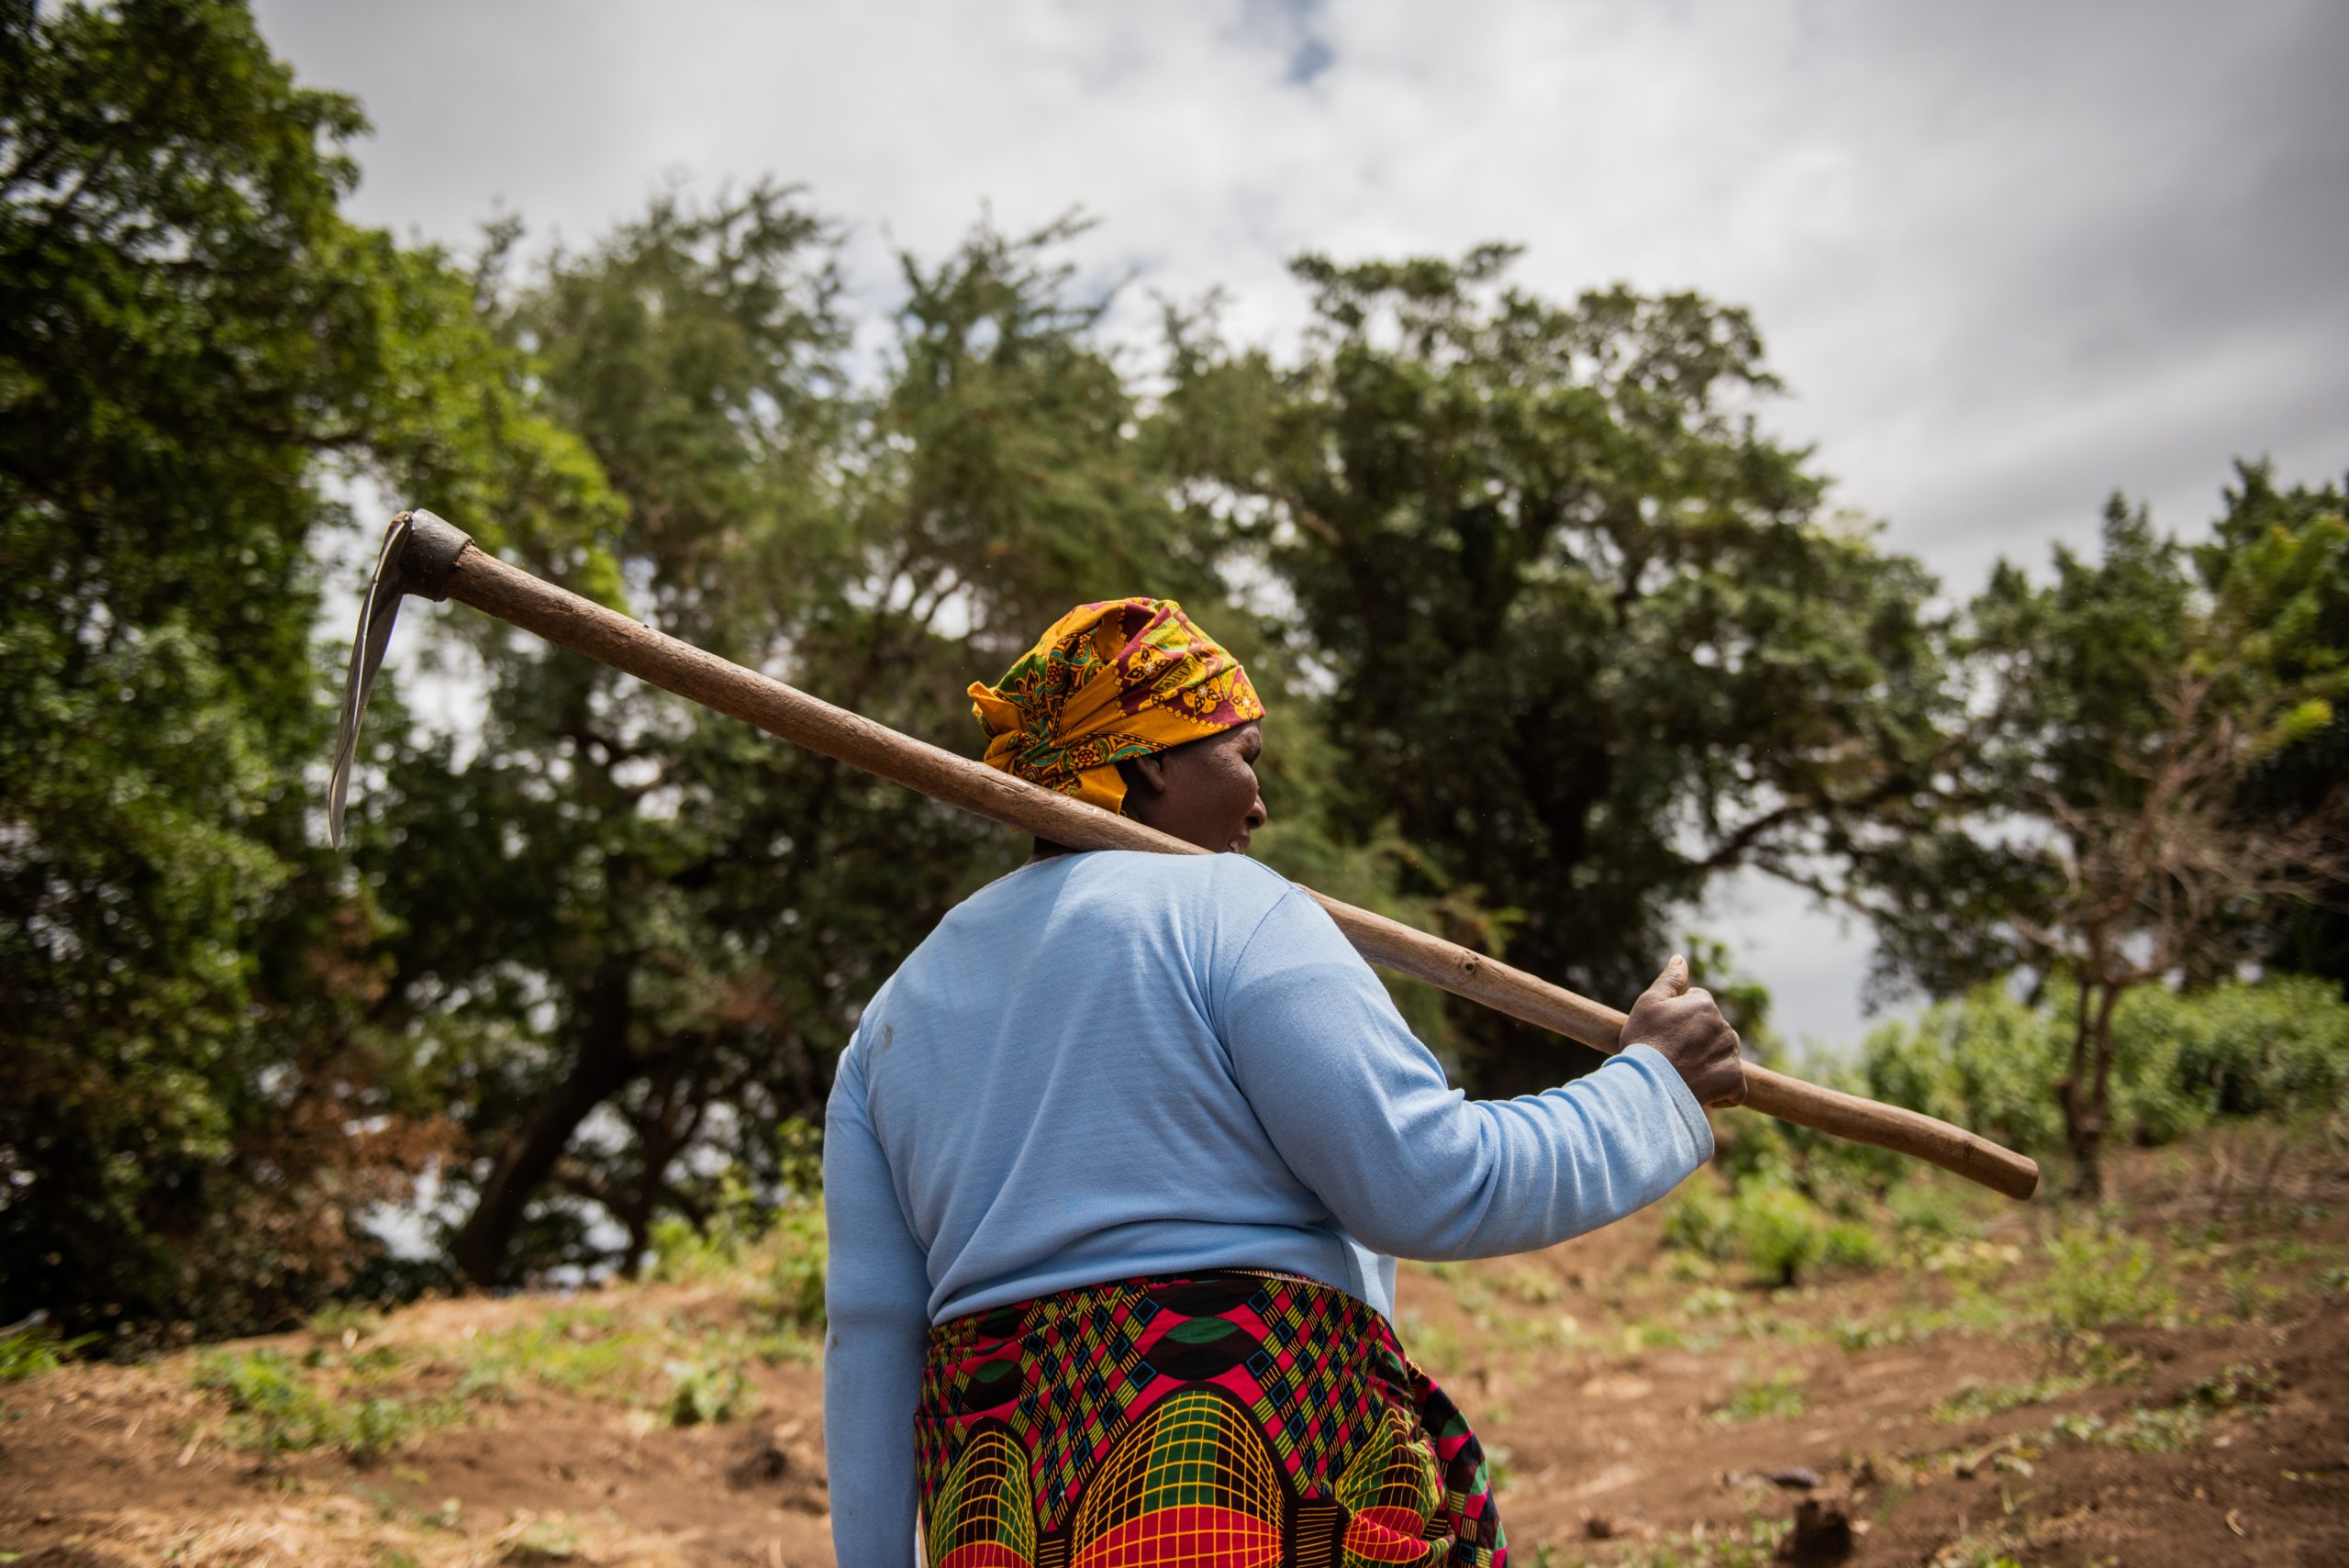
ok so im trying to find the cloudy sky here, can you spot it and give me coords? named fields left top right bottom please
left=254, top=0, right=2349, bottom=1050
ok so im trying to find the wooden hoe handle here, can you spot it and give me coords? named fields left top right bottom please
left=341, top=513, right=2039, bottom=1201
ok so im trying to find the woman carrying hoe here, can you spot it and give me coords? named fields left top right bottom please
left=823, top=598, right=1745, bottom=1568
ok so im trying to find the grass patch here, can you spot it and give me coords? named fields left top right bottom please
left=0, top=1320, right=95, bottom=1381
left=499, top=1516, right=580, bottom=1562
left=191, top=1348, right=444, bottom=1463
left=1932, top=1373, right=2090, bottom=1425
left=1712, top=1368, right=1806, bottom=1423
left=2040, top=1361, right=2272, bottom=1455
left=306, top=1301, right=384, bottom=1342
left=662, top=1354, right=757, bottom=1427
left=1575, top=1515, right=1790, bottom=1567
left=2037, top=1228, right=2177, bottom=1338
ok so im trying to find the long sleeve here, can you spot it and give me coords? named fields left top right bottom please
left=1216, top=887, right=1715, bottom=1261
left=823, top=1040, right=931, bottom=1568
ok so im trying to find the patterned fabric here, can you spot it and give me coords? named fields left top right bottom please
left=916, top=1271, right=1506, bottom=1568
left=970, top=600, right=1266, bottom=815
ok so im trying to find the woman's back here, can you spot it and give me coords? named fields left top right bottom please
left=838, top=849, right=1392, bottom=1322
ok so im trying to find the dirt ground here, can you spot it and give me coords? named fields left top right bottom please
left=4, top=1129, right=2344, bottom=1568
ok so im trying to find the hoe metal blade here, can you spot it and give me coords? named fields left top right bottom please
left=327, top=509, right=472, bottom=848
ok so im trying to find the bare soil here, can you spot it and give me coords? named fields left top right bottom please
left=4, top=1129, right=2344, bottom=1567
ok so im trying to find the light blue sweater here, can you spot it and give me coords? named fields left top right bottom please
left=821, top=851, right=1715, bottom=1568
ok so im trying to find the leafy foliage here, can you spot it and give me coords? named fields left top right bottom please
left=1882, top=471, right=2349, bottom=1189
left=0, top=0, right=597, bottom=1337
left=1161, top=248, right=1954, bottom=1091
left=191, top=1345, right=427, bottom=1462
left=1846, top=973, right=2349, bottom=1161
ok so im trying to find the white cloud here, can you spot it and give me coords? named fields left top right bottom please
left=256, top=0, right=2349, bottom=1044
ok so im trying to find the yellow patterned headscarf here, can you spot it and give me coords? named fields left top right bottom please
left=970, top=599, right=1266, bottom=815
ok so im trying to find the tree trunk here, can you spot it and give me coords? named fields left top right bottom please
left=2059, top=980, right=2121, bottom=1199
left=451, top=962, right=638, bottom=1286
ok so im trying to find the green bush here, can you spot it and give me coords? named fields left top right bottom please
left=1843, top=974, right=2349, bottom=1161
left=760, top=1206, right=828, bottom=1329
left=2039, top=1228, right=2177, bottom=1337
left=1731, top=1183, right=1826, bottom=1287
left=192, top=1347, right=423, bottom=1462
left=1663, top=1176, right=1892, bottom=1286
left=663, top=1356, right=756, bottom=1427
left=1886, top=1181, right=1976, bottom=1240
left=0, top=1322, right=96, bottom=1381
left=1660, top=1183, right=1738, bottom=1261
left=193, top=1348, right=340, bottom=1458
left=1820, top=1221, right=1887, bottom=1272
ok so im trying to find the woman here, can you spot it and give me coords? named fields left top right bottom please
left=823, top=598, right=1742, bottom=1568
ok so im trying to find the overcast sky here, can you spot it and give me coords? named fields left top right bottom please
left=254, top=0, right=2349, bottom=1051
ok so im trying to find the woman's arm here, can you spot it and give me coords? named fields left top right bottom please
left=1216, top=889, right=1716, bottom=1260
left=822, top=1040, right=931, bottom=1568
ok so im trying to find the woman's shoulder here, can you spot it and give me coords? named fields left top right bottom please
left=951, top=850, right=1297, bottom=950
left=1076, top=849, right=1295, bottom=909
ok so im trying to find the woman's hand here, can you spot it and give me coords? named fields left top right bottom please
left=1621, top=954, right=1747, bottom=1108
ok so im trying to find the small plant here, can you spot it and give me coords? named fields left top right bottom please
left=1494, top=1264, right=1563, bottom=1306
left=1732, top=1182, right=1826, bottom=1287
left=2185, top=1362, right=2275, bottom=1414
left=2038, top=1228, right=2177, bottom=1338
left=1821, top=1220, right=1887, bottom=1272
left=663, top=1356, right=755, bottom=1427
left=2217, top=1261, right=2288, bottom=1320
left=1680, top=1284, right=1741, bottom=1319
left=759, top=1204, right=829, bottom=1329
left=191, top=1347, right=428, bottom=1462
left=194, top=1348, right=338, bottom=1458
left=341, top=1397, right=417, bottom=1463
left=1932, top=1373, right=2088, bottom=1425
left=0, top=1320, right=95, bottom=1381
left=500, top=1517, right=580, bottom=1562
left=1832, top=1316, right=1915, bottom=1353
left=1660, top=1181, right=1738, bottom=1260
left=1609, top=1514, right=1789, bottom=1567
left=1713, top=1368, right=1806, bottom=1423
left=1887, top=1180, right=1976, bottom=1240
left=307, top=1301, right=384, bottom=1343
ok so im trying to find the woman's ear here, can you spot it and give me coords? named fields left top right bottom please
left=1127, top=751, right=1171, bottom=797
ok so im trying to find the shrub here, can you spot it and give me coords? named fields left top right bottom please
left=1820, top=1221, right=1887, bottom=1272
left=1731, top=1182, right=1827, bottom=1287
left=1848, top=975, right=2349, bottom=1161
left=2039, top=1228, right=2177, bottom=1337
left=0, top=1321, right=96, bottom=1381
left=663, top=1356, right=756, bottom=1427
left=193, top=1348, right=339, bottom=1458
left=1660, top=1182, right=1737, bottom=1261
left=191, top=1346, right=425, bottom=1462
left=760, top=1205, right=828, bottom=1329
left=1886, top=1181, right=1976, bottom=1240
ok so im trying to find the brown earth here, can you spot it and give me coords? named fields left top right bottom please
left=3, top=1128, right=2344, bottom=1568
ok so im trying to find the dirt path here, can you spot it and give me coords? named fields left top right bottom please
left=5, top=1137, right=2344, bottom=1567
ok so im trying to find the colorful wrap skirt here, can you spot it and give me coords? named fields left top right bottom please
left=915, top=1270, right=1506, bottom=1568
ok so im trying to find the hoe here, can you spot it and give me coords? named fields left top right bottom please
left=329, top=509, right=2041, bottom=1201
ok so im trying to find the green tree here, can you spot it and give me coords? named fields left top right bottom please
left=1161, top=248, right=1954, bottom=1093
left=2222, top=467, right=2349, bottom=995
left=1945, top=474, right=2348, bottom=1193
left=0, top=0, right=600, bottom=1334
left=353, top=206, right=1314, bottom=1284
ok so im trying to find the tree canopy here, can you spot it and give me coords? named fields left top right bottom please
left=1159, top=249, right=1955, bottom=1090
left=0, top=0, right=600, bottom=1332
